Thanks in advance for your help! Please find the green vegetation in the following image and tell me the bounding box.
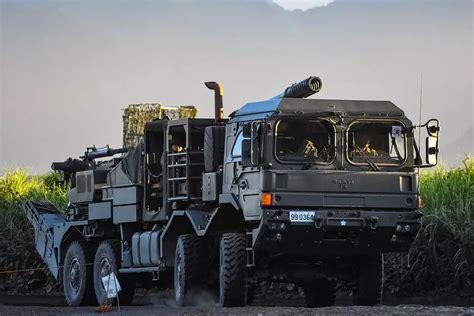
[0,170,67,293]
[386,157,474,296]
[0,169,68,245]
[420,158,473,245]
[0,160,472,295]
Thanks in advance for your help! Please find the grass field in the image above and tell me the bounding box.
[420,158,473,244]
[0,159,472,295]
[385,157,473,295]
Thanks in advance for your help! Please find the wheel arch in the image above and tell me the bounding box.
[56,226,87,282]
[202,205,245,236]
[160,212,196,267]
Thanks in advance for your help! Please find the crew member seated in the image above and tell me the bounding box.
[362,140,378,156]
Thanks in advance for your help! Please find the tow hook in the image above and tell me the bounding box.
[314,215,323,229]
[368,216,379,230]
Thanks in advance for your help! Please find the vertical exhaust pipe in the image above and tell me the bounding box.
[205,81,224,123]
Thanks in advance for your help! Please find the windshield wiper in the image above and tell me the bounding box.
[354,147,380,171]
[302,146,332,170]
[302,155,318,170]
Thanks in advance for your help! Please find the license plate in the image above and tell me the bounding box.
[289,211,315,223]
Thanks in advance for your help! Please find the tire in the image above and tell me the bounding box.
[303,279,337,308]
[174,234,207,306]
[93,240,136,306]
[63,240,96,306]
[219,233,247,307]
[353,254,383,306]
[246,280,257,305]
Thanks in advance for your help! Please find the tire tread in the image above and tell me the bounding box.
[220,233,247,307]
[353,254,383,306]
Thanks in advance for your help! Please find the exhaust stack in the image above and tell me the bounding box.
[283,76,322,98]
[205,81,224,123]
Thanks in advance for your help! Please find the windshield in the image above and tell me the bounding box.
[347,120,406,166]
[275,118,335,163]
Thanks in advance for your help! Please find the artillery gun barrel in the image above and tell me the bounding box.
[51,158,90,182]
[283,76,322,98]
[84,147,128,160]
[51,159,89,173]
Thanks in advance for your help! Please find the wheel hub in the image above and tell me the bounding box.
[100,257,112,291]
[69,257,81,293]
[175,251,183,296]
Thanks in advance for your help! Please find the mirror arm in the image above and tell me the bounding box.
[413,139,422,166]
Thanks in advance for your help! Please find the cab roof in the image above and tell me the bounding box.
[230,97,405,122]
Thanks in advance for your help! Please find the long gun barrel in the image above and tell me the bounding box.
[51,158,90,182]
[51,159,89,172]
[52,145,128,182]
[82,146,128,161]
[282,76,322,98]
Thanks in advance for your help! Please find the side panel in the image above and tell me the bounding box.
[111,186,140,205]
[237,170,262,219]
[113,205,139,223]
[103,184,142,224]
[88,201,112,220]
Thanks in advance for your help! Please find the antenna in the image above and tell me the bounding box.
[417,73,423,188]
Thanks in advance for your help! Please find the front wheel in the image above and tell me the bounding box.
[219,233,247,307]
[304,278,337,307]
[93,240,136,306]
[353,254,383,306]
[63,240,96,306]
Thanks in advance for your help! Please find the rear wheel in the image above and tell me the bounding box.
[174,234,207,306]
[219,233,247,307]
[353,254,383,306]
[93,240,136,306]
[63,240,96,306]
[303,278,337,307]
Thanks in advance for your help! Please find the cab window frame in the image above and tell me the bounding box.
[230,131,247,159]
[345,118,408,167]
[273,117,337,165]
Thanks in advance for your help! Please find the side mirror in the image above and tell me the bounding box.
[241,139,252,167]
[414,118,440,168]
[426,119,439,137]
[426,135,439,166]
[425,119,439,166]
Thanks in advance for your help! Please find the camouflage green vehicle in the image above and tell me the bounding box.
[24,76,439,307]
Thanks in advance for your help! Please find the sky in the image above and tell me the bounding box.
[0,0,472,173]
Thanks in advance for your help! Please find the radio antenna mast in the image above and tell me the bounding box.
[417,73,423,187]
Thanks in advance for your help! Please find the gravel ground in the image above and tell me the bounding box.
[1,291,473,316]
[1,304,474,316]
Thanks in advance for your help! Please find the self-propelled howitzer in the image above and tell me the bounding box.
[23,77,439,308]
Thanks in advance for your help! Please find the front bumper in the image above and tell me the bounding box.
[255,209,421,258]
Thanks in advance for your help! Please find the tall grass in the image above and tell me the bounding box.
[0,161,472,295]
[0,170,67,293]
[0,169,68,246]
[385,157,474,295]
[420,158,474,245]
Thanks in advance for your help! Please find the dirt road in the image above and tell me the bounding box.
[2,304,473,316]
[1,292,473,316]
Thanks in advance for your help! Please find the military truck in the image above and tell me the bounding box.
[23,76,439,307]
